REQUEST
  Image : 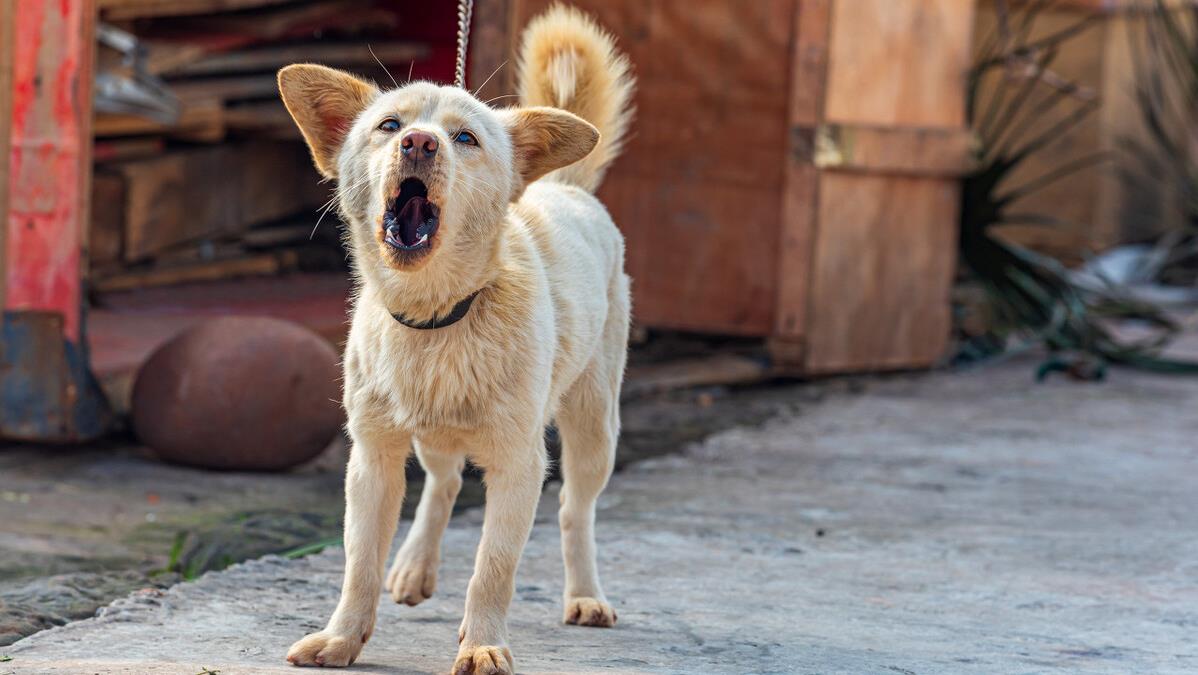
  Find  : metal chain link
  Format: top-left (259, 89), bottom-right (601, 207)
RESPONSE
top-left (455, 0), bottom-right (474, 88)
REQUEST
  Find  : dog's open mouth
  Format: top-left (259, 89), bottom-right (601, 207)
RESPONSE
top-left (383, 178), bottom-right (440, 251)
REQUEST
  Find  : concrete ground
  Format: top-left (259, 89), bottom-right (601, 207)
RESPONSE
top-left (0, 358), bottom-right (794, 647)
top-left (5, 357), bottom-right (1198, 674)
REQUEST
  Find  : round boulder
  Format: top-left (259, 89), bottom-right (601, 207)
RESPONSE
top-left (132, 316), bottom-right (343, 471)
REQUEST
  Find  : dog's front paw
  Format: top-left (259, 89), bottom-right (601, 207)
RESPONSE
top-left (452, 645), bottom-right (513, 675)
top-left (564, 596), bottom-right (617, 627)
top-left (286, 630), bottom-right (364, 667)
top-left (387, 552), bottom-right (438, 606)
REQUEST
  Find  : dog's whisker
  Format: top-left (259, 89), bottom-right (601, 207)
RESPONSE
top-left (473, 60), bottom-right (508, 97)
top-left (484, 93), bottom-right (520, 106)
top-left (369, 44), bottom-right (400, 89)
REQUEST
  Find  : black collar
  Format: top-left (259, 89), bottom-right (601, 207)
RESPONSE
top-left (391, 290), bottom-right (481, 330)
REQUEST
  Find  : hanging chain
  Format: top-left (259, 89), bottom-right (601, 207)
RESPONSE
top-left (454, 0), bottom-right (475, 88)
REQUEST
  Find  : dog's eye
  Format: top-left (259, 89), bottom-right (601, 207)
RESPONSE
top-left (378, 118), bottom-right (401, 133)
top-left (454, 130), bottom-right (478, 146)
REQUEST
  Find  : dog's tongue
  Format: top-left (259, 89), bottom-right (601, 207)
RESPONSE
top-left (396, 196), bottom-right (428, 246)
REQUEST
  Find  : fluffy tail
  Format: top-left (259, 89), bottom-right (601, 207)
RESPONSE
top-left (515, 3), bottom-right (635, 192)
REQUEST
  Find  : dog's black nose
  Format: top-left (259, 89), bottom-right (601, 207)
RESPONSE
top-left (401, 131), bottom-right (438, 159)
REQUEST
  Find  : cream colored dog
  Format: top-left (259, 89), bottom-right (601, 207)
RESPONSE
top-left (277, 5), bottom-right (634, 673)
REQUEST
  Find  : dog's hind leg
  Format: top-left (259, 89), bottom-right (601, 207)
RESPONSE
top-left (554, 292), bottom-right (628, 628)
top-left (387, 442), bottom-right (464, 606)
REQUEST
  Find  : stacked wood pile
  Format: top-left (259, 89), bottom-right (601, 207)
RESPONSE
top-left (90, 0), bottom-right (454, 292)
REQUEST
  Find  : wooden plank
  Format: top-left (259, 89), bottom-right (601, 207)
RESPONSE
top-left (773, 0), bottom-right (830, 348)
top-left (469, 0), bottom-right (514, 103)
top-left (171, 74), bottom-right (280, 102)
top-left (99, 0), bottom-right (294, 20)
top-left (110, 141), bottom-right (329, 261)
top-left (93, 137), bottom-right (165, 163)
top-left (622, 354), bottom-right (770, 399)
top-left (825, 0), bottom-right (975, 128)
top-left (90, 171), bottom-right (126, 267)
top-left (222, 100), bottom-right (299, 138)
top-left (93, 251), bottom-right (300, 293)
top-left (168, 41), bottom-right (429, 77)
top-left (0, 0), bottom-right (13, 307)
top-left (241, 222), bottom-right (315, 248)
top-left (513, 0), bottom-right (790, 336)
top-left (133, 0), bottom-right (389, 40)
top-left (607, 173), bottom-right (780, 336)
top-left (238, 141), bottom-right (331, 226)
top-left (1008, 0), bottom-right (1191, 12)
top-left (804, 174), bottom-right (959, 373)
top-left (813, 124), bottom-right (975, 176)
top-left (94, 100), bottom-right (225, 141)
top-left (622, 91), bottom-right (787, 187)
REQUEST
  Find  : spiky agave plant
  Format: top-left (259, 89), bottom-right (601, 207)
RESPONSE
top-left (958, 0), bottom-right (1194, 375)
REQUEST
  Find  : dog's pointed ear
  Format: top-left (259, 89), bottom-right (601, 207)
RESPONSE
top-left (501, 107), bottom-right (599, 190)
top-left (278, 64), bottom-right (379, 179)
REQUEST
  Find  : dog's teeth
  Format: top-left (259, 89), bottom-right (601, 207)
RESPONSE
top-left (417, 234), bottom-right (429, 245)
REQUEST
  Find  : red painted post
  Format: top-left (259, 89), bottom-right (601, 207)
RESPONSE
top-left (6, 0), bottom-right (94, 341)
top-left (0, 0), bottom-right (109, 441)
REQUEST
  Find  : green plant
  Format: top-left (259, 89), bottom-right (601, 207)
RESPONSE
top-left (152, 510), bottom-right (342, 581)
top-left (958, 0), bottom-right (1196, 375)
top-left (280, 536), bottom-right (343, 560)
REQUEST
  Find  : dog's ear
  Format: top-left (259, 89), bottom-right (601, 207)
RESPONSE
top-left (502, 107), bottom-right (599, 190)
top-left (278, 64), bottom-right (379, 179)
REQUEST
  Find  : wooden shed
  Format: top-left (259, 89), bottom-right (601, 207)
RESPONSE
top-left (3, 0), bottom-right (982, 442)
top-left (483, 0), bottom-right (978, 374)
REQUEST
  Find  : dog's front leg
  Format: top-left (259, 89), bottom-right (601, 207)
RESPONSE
top-left (452, 437), bottom-right (546, 675)
top-left (287, 425), bottom-right (410, 667)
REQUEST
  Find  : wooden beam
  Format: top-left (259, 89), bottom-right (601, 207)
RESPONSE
top-left (812, 124), bottom-right (976, 176)
top-left (622, 354), bottom-right (771, 400)
top-left (94, 100), bottom-right (225, 141)
top-left (5, 0), bottom-right (96, 341)
top-left (99, 0), bottom-right (293, 20)
top-left (468, 0), bottom-right (514, 103)
top-left (93, 251), bottom-right (300, 293)
top-left (171, 74), bottom-right (282, 102)
top-left (167, 41), bottom-right (429, 77)
top-left (1, 0), bottom-right (111, 442)
top-left (999, 0), bottom-right (1194, 13)
top-left (773, 0), bottom-right (832, 349)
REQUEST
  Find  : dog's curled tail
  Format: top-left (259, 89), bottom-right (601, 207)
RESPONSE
top-left (516, 3), bottom-right (635, 193)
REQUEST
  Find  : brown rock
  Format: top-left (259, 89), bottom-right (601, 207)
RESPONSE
top-left (131, 317), bottom-right (343, 471)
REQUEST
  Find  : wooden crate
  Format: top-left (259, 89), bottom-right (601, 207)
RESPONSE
top-left (496, 0), bottom-right (976, 373)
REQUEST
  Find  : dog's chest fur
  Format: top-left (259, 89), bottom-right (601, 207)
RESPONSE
top-left (345, 293), bottom-right (546, 434)
top-left (343, 185), bottom-right (621, 445)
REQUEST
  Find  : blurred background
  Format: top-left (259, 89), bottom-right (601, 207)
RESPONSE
top-left (3, 0), bottom-right (1198, 653)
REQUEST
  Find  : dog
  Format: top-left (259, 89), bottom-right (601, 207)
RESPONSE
top-left (277, 5), bottom-right (634, 673)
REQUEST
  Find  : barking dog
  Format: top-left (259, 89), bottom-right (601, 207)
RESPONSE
top-left (278, 5), bottom-right (634, 673)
